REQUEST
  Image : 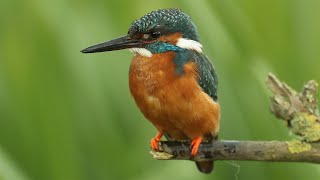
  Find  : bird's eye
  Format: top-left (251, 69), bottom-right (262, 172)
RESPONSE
top-left (150, 31), bottom-right (161, 38)
top-left (142, 34), bottom-right (151, 39)
top-left (141, 32), bottom-right (161, 40)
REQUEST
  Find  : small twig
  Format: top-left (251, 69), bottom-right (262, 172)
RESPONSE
top-left (266, 73), bottom-right (320, 142)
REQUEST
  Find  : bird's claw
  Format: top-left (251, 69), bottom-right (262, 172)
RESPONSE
top-left (150, 138), bottom-right (160, 150)
top-left (190, 137), bottom-right (203, 156)
top-left (150, 132), bottom-right (163, 150)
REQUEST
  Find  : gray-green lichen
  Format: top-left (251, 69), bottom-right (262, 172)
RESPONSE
top-left (150, 150), bottom-right (174, 160)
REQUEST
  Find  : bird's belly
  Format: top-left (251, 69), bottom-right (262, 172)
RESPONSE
top-left (129, 53), bottom-right (220, 140)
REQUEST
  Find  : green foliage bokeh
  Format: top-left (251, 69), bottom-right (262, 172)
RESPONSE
top-left (1, 0), bottom-right (320, 179)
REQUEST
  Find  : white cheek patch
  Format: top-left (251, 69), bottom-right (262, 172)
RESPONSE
top-left (176, 38), bottom-right (203, 53)
top-left (129, 48), bottom-right (152, 58)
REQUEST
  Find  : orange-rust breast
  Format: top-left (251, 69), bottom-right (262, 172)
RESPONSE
top-left (129, 52), bottom-right (220, 140)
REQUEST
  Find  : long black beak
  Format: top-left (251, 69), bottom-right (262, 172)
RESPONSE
top-left (81, 35), bottom-right (148, 53)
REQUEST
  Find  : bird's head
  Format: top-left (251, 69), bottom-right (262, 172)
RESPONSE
top-left (81, 8), bottom-right (203, 57)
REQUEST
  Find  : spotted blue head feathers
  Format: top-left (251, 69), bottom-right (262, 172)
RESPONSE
top-left (129, 8), bottom-right (199, 41)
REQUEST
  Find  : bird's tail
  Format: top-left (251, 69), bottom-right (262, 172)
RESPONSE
top-left (196, 161), bottom-right (214, 174)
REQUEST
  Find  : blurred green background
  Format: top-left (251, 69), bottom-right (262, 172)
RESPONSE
top-left (1, 0), bottom-right (320, 179)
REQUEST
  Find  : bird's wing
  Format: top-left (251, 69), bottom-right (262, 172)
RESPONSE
top-left (192, 52), bottom-right (218, 102)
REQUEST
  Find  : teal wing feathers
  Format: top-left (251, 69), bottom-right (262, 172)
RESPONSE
top-left (173, 50), bottom-right (218, 101)
top-left (192, 52), bottom-right (218, 101)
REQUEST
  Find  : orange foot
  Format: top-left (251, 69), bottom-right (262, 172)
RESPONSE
top-left (150, 132), bottom-right (163, 150)
top-left (190, 137), bottom-right (203, 156)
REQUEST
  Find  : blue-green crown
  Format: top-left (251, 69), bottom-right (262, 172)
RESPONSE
top-left (129, 8), bottom-right (199, 41)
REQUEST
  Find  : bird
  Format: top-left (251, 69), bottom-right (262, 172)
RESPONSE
top-left (81, 8), bottom-right (220, 174)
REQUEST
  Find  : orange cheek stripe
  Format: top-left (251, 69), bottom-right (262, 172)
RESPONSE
top-left (158, 32), bottom-right (182, 45)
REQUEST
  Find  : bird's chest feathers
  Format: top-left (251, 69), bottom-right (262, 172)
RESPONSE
top-left (129, 52), bottom-right (199, 114)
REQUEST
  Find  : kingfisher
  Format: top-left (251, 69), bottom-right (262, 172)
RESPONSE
top-left (81, 8), bottom-right (220, 174)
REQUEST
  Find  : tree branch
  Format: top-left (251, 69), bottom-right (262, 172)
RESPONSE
top-left (151, 140), bottom-right (320, 163)
top-left (150, 73), bottom-right (320, 163)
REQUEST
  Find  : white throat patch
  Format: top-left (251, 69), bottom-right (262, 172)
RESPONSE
top-left (176, 38), bottom-right (203, 53)
top-left (129, 48), bottom-right (152, 58)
